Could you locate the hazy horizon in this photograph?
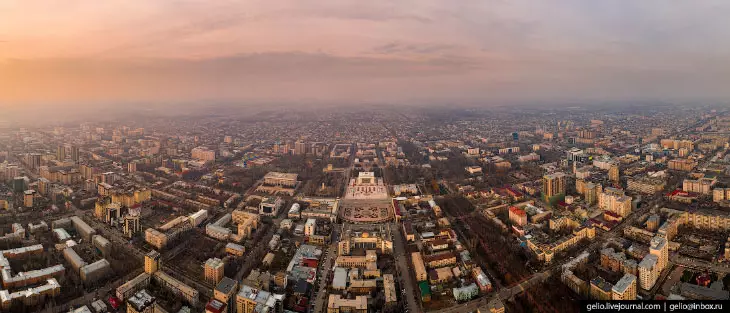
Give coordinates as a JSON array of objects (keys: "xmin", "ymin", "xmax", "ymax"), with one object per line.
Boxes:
[{"xmin": 3, "ymin": 0, "xmax": 730, "ymax": 110}]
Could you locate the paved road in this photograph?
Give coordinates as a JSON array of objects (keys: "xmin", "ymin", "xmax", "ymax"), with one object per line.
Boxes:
[
  {"xmin": 392, "ymin": 222, "xmax": 421, "ymax": 313},
  {"xmin": 313, "ymin": 243, "xmax": 337, "ymax": 313},
  {"xmin": 234, "ymin": 223, "xmax": 275, "ymax": 281}
]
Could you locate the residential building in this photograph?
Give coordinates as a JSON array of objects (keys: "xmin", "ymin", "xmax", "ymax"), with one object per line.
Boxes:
[
  {"xmin": 127, "ymin": 289, "xmax": 156, "ymax": 313},
  {"xmin": 612, "ymin": 274, "xmax": 637, "ymax": 300},
  {"xmin": 627, "ymin": 177, "xmax": 666, "ymax": 194},
  {"xmin": 453, "ymin": 283, "xmax": 479, "ymax": 301},
  {"xmin": 649, "ymin": 236, "xmax": 668, "ymax": 272},
  {"xmin": 543, "ymin": 172, "xmax": 566, "ymax": 199},
  {"xmin": 412, "ymin": 252, "xmax": 427, "ymax": 282},
  {"xmin": 683, "ymin": 177, "xmax": 716, "ymax": 195},
  {"xmin": 508, "ymin": 206, "xmax": 527, "ymax": 226},
  {"xmin": 144, "ymin": 251, "xmax": 160, "ymax": 274},
  {"xmin": 638, "ymin": 254, "xmax": 659, "ymax": 290},
  {"xmin": 327, "ymin": 295, "xmax": 367, "ymax": 313},
  {"xmin": 423, "ymin": 252, "xmax": 457, "ymax": 268},
  {"xmin": 236, "ymin": 284, "xmax": 283, "ymax": 313},
  {"xmin": 668, "ymin": 159, "xmax": 697, "ymax": 171},
  {"xmin": 152, "ymin": 271, "xmax": 199, "ymax": 306},
  {"xmin": 205, "ymin": 258, "xmax": 225, "ymax": 285},
  {"xmin": 609, "ymin": 164, "xmax": 620, "ymax": 183},
  {"xmin": 191, "ymin": 147, "xmax": 216, "ymax": 162},
  {"xmin": 599, "ymin": 187, "xmax": 632, "ymax": 217},
  {"xmin": 214, "ymin": 277, "xmax": 238, "ymax": 313},
  {"xmin": 590, "ymin": 277, "xmax": 613, "ymax": 300}
]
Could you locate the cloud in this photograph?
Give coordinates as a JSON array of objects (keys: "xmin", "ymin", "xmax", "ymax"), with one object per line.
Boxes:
[
  {"xmin": 92, "ymin": 11, "xmax": 249, "ymax": 57},
  {"xmin": 4, "ymin": 0, "xmax": 730, "ymax": 108},
  {"xmin": 371, "ymin": 42, "xmax": 458, "ymax": 55}
]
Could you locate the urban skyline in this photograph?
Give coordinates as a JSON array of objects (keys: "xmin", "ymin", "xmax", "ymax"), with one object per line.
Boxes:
[{"xmin": 3, "ymin": 2, "xmax": 730, "ymax": 313}]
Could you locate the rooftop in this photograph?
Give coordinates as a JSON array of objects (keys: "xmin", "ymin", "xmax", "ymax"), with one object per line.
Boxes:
[
  {"xmin": 215, "ymin": 277, "xmax": 237, "ymax": 294},
  {"xmin": 327, "ymin": 294, "xmax": 367, "ymax": 310},
  {"xmin": 613, "ymin": 274, "xmax": 637, "ymax": 294},
  {"xmin": 128, "ymin": 289, "xmax": 155, "ymax": 312},
  {"xmin": 650, "ymin": 236, "xmax": 667, "ymax": 251},
  {"xmin": 639, "ymin": 254, "xmax": 659, "ymax": 269},
  {"xmin": 205, "ymin": 299, "xmax": 226, "ymax": 313},
  {"xmin": 206, "ymin": 258, "xmax": 224, "ymax": 269},
  {"xmin": 591, "ymin": 277, "xmax": 613, "ymax": 292},
  {"xmin": 264, "ymin": 172, "xmax": 298, "ymax": 180}
]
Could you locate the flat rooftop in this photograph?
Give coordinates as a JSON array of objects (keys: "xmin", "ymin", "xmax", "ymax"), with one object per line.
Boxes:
[
  {"xmin": 613, "ymin": 274, "xmax": 637, "ymax": 294},
  {"xmin": 264, "ymin": 172, "xmax": 298, "ymax": 180},
  {"xmin": 215, "ymin": 277, "xmax": 237, "ymax": 294}
]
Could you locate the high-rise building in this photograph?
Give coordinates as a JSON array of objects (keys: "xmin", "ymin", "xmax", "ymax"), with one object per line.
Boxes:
[
  {"xmin": 24, "ymin": 153, "xmax": 42, "ymax": 170},
  {"xmin": 609, "ymin": 164, "xmax": 620, "ymax": 183},
  {"xmin": 294, "ymin": 141, "xmax": 308, "ymax": 155},
  {"xmin": 584, "ymin": 182, "xmax": 602, "ymax": 206},
  {"xmin": 683, "ymin": 177, "xmax": 716, "ymax": 195},
  {"xmin": 599, "ymin": 187, "xmax": 632, "ymax": 217},
  {"xmin": 612, "ymin": 274, "xmax": 637, "ymax": 300},
  {"xmin": 23, "ymin": 190, "xmax": 36, "ymax": 208},
  {"xmin": 205, "ymin": 258, "xmax": 225, "ymax": 285},
  {"xmin": 566, "ymin": 148, "xmax": 584, "ymax": 162},
  {"xmin": 70, "ymin": 145, "xmax": 80, "ymax": 163},
  {"xmin": 56, "ymin": 144, "xmax": 66, "ymax": 161},
  {"xmin": 144, "ymin": 251, "xmax": 160, "ymax": 274},
  {"xmin": 638, "ymin": 254, "xmax": 659, "ymax": 290},
  {"xmin": 214, "ymin": 277, "xmax": 238, "ymax": 313},
  {"xmin": 38, "ymin": 178, "xmax": 50, "ymax": 196},
  {"xmin": 542, "ymin": 172, "xmax": 567, "ymax": 199},
  {"xmin": 124, "ymin": 214, "xmax": 142, "ymax": 238},
  {"xmin": 649, "ymin": 236, "xmax": 668, "ymax": 272}
]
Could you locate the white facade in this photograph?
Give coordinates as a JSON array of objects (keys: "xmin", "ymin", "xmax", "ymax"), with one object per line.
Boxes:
[{"xmin": 345, "ymin": 172, "xmax": 388, "ymax": 199}]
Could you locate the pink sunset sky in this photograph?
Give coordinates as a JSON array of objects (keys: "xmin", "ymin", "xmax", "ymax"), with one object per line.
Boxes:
[{"xmin": 2, "ymin": 0, "xmax": 730, "ymax": 107}]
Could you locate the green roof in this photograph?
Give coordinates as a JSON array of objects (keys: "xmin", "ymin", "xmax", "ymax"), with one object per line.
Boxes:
[{"xmin": 419, "ymin": 281, "xmax": 431, "ymax": 296}]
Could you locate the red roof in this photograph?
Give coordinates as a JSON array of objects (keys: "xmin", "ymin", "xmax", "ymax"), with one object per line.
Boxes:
[
  {"xmin": 506, "ymin": 187, "xmax": 523, "ymax": 197},
  {"xmin": 509, "ymin": 206, "xmax": 526, "ymax": 216},
  {"xmin": 205, "ymin": 299, "xmax": 226, "ymax": 313},
  {"xmin": 108, "ymin": 296, "xmax": 121, "ymax": 309},
  {"xmin": 302, "ymin": 258, "xmax": 319, "ymax": 268},
  {"xmin": 667, "ymin": 189, "xmax": 690, "ymax": 197}
]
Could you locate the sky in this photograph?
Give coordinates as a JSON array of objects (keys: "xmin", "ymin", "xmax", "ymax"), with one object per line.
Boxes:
[{"xmin": 2, "ymin": 0, "xmax": 730, "ymax": 110}]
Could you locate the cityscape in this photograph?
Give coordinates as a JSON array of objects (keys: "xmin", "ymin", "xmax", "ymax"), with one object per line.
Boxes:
[
  {"xmin": 3, "ymin": 1, "xmax": 730, "ymax": 313},
  {"xmin": 0, "ymin": 105, "xmax": 728, "ymax": 313}
]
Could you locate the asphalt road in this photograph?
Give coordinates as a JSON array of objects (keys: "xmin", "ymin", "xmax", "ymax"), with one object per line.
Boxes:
[
  {"xmin": 392, "ymin": 222, "xmax": 421, "ymax": 313},
  {"xmin": 313, "ymin": 243, "xmax": 337, "ymax": 313}
]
